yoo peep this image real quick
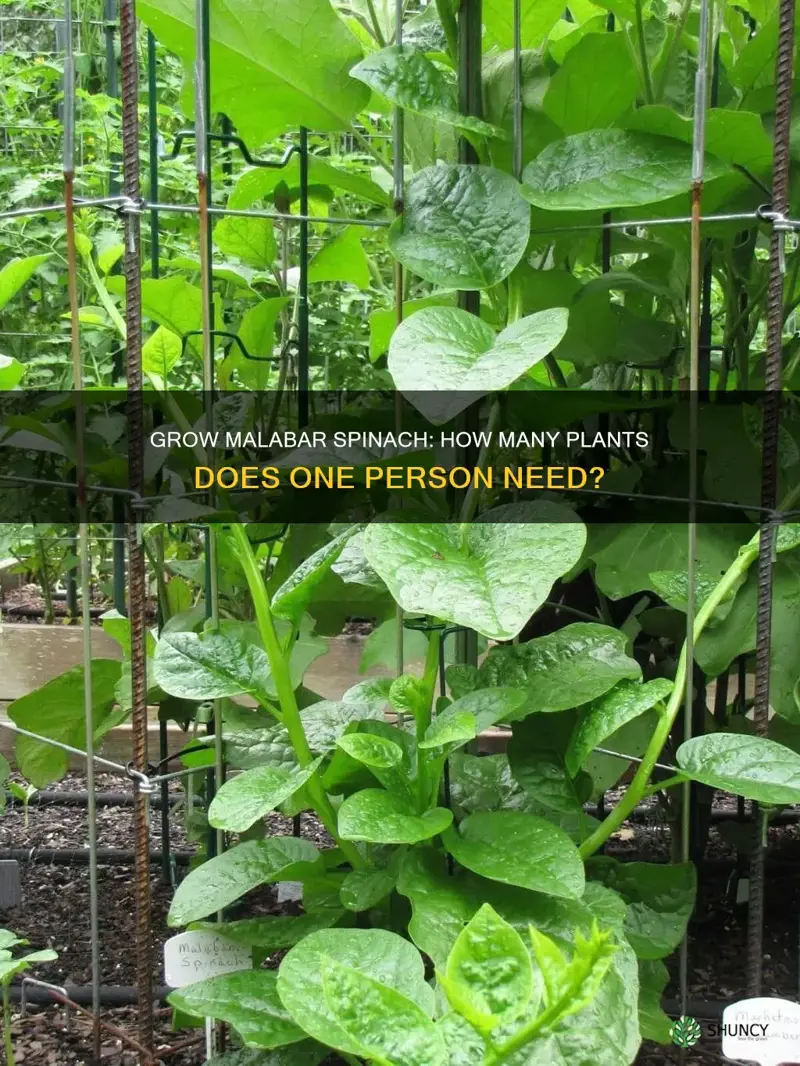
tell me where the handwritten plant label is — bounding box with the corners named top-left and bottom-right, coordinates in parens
top-left (163, 931), bottom-right (252, 989)
top-left (722, 997), bottom-right (800, 1066)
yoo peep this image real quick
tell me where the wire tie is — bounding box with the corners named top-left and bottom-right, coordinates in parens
top-left (757, 204), bottom-right (794, 273)
top-left (116, 195), bottom-right (146, 217)
top-left (125, 762), bottom-right (158, 795)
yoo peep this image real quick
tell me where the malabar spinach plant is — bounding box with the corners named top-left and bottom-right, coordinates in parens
top-left (146, 508), bottom-right (800, 1066)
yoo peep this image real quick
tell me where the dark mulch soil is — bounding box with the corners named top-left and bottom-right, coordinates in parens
top-left (2, 774), bottom-right (799, 1065)
top-left (0, 584), bottom-right (157, 625)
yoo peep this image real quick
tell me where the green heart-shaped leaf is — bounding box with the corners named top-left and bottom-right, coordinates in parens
top-left (442, 810), bottom-right (585, 899)
top-left (388, 306), bottom-right (569, 424)
top-left (677, 733), bottom-right (800, 804)
top-left (522, 130), bottom-right (728, 211)
top-left (168, 971), bottom-right (305, 1049)
top-left (278, 928), bottom-right (434, 1056)
top-left (168, 838), bottom-right (321, 925)
top-left (363, 503), bottom-right (585, 641)
top-left (338, 789), bottom-right (453, 844)
top-left (389, 164), bottom-right (531, 289)
top-left (208, 758), bottom-right (323, 832)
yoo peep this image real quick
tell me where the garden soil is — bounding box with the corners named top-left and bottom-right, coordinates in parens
top-left (2, 773), bottom-right (798, 1065)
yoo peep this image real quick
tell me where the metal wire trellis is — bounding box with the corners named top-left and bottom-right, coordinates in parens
top-left (0, 0), bottom-right (797, 1055)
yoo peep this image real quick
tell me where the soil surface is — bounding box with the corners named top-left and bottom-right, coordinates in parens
top-left (2, 774), bottom-right (799, 1065)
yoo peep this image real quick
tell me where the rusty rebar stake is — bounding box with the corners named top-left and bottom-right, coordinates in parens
top-left (748, 0), bottom-right (795, 998)
top-left (119, 0), bottom-right (154, 1052)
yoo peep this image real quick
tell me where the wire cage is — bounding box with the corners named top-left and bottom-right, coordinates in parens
top-left (0, 0), bottom-right (798, 1060)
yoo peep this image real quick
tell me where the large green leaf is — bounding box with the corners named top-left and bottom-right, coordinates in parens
top-left (483, 0), bottom-right (565, 49)
top-left (677, 733), bottom-right (800, 805)
top-left (229, 157), bottom-right (389, 211)
top-left (587, 858), bottom-right (696, 959)
top-left (352, 46), bottom-right (500, 137)
top-left (458, 623), bottom-right (641, 713)
top-left (0, 254), bottom-right (50, 311)
top-left (443, 811), bottom-right (585, 899)
top-left (566, 678), bottom-right (673, 776)
top-left (321, 958), bottom-right (446, 1066)
top-left (623, 106), bottom-right (773, 172)
top-left (696, 553), bottom-right (800, 721)
top-left (508, 714), bottom-right (592, 820)
top-left (277, 928), bottom-right (434, 1056)
top-left (223, 297), bottom-right (289, 390)
top-left (142, 327), bottom-right (183, 381)
top-left (552, 292), bottom-right (675, 368)
top-left (271, 529), bottom-right (355, 626)
top-left (169, 971), bottom-right (305, 1049)
top-left (8, 661), bottom-right (125, 787)
top-left (340, 868), bottom-right (397, 912)
top-left (388, 306), bottom-right (569, 423)
top-left (388, 164), bottom-right (531, 289)
top-left (590, 522), bottom-right (743, 601)
top-left (637, 959), bottom-right (672, 1044)
top-left (300, 695), bottom-right (386, 753)
top-left (363, 502), bottom-right (586, 642)
top-left (168, 838), bottom-right (321, 925)
top-left (448, 753), bottom-right (534, 818)
top-left (215, 216), bottom-right (277, 269)
top-left (420, 688), bottom-right (527, 751)
top-left (153, 625), bottom-right (273, 703)
top-left (139, 277), bottom-right (205, 356)
top-left (338, 789), bottom-right (452, 843)
top-left (522, 130), bottom-right (728, 211)
top-left (441, 903), bottom-right (533, 1033)
top-left (137, 0), bottom-right (368, 145)
top-left (307, 227), bottom-right (370, 290)
top-left (208, 759), bottom-right (323, 832)
top-left (543, 32), bottom-right (638, 135)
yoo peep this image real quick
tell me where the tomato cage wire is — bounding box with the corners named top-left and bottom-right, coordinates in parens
top-left (0, 0), bottom-right (797, 1055)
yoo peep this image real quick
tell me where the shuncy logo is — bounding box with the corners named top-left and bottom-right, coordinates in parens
top-left (670, 1015), bottom-right (702, 1048)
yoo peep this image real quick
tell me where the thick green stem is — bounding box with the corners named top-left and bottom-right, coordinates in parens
top-left (364, 0), bottom-right (387, 46)
top-left (229, 525), bottom-right (366, 869)
top-left (633, 0), bottom-right (654, 102)
top-left (459, 399), bottom-right (501, 523)
top-left (435, 0), bottom-right (459, 64)
top-left (485, 985), bottom-right (581, 1066)
top-left (3, 984), bottom-right (14, 1066)
top-left (416, 630), bottom-right (441, 808)
top-left (579, 534), bottom-right (761, 858)
top-left (653, 0), bottom-right (692, 101)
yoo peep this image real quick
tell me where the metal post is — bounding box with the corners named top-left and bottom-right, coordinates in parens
top-left (298, 126), bottom-right (310, 428)
top-left (455, 0), bottom-right (481, 669)
top-left (393, 0), bottom-right (405, 687)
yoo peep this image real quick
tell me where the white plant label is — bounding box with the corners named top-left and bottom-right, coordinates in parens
top-left (163, 930), bottom-right (252, 989)
top-left (721, 997), bottom-right (800, 1066)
